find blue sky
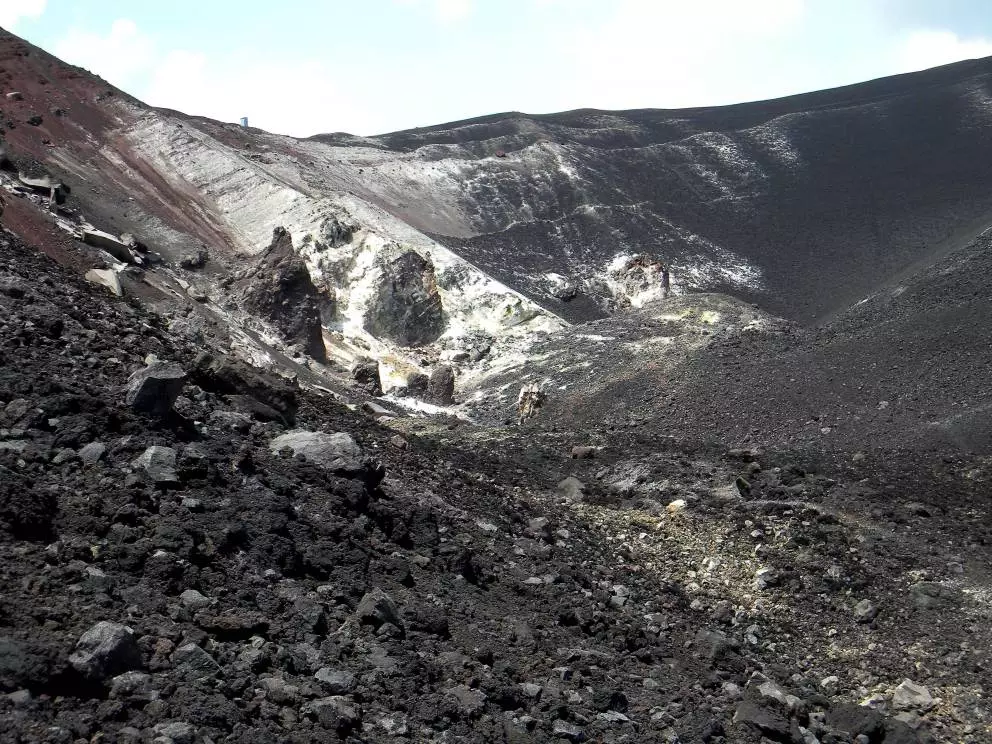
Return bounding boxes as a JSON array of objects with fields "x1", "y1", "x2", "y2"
[{"x1": 3, "y1": 1, "x2": 992, "y2": 137}]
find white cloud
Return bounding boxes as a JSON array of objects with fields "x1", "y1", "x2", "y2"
[
  {"x1": 53, "y1": 19, "x2": 156, "y2": 89},
  {"x1": 896, "y1": 29, "x2": 992, "y2": 74},
  {"x1": 144, "y1": 51, "x2": 375, "y2": 137},
  {"x1": 549, "y1": 0, "x2": 806, "y2": 110},
  {"x1": 0, "y1": 0, "x2": 47, "y2": 31},
  {"x1": 434, "y1": 0, "x2": 472, "y2": 24},
  {"x1": 52, "y1": 19, "x2": 374, "y2": 136},
  {"x1": 395, "y1": 0, "x2": 473, "y2": 25}
]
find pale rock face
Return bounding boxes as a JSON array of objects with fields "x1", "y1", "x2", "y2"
[{"x1": 122, "y1": 113, "x2": 565, "y2": 392}]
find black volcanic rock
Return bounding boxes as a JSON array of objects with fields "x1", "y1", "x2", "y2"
[
  {"x1": 426, "y1": 365, "x2": 455, "y2": 405},
  {"x1": 237, "y1": 227, "x2": 329, "y2": 361},
  {"x1": 364, "y1": 250, "x2": 445, "y2": 347}
]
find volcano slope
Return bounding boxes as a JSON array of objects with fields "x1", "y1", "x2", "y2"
[
  {"x1": 3, "y1": 222, "x2": 992, "y2": 743},
  {"x1": 3, "y1": 213, "x2": 992, "y2": 744},
  {"x1": 2, "y1": 25, "x2": 992, "y2": 744}
]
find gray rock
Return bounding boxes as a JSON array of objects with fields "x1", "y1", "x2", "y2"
[
  {"x1": 733, "y1": 699, "x2": 790, "y2": 737},
  {"x1": 520, "y1": 682, "x2": 543, "y2": 699},
  {"x1": 269, "y1": 430, "x2": 366, "y2": 475},
  {"x1": 179, "y1": 247, "x2": 208, "y2": 270},
  {"x1": 557, "y1": 476, "x2": 585, "y2": 502},
  {"x1": 363, "y1": 250, "x2": 445, "y2": 346},
  {"x1": 753, "y1": 567, "x2": 778, "y2": 590},
  {"x1": 892, "y1": 679, "x2": 933, "y2": 711},
  {"x1": 207, "y1": 410, "x2": 252, "y2": 432},
  {"x1": 853, "y1": 598, "x2": 878, "y2": 623},
  {"x1": 750, "y1": 673, "x2": 804, "y2": 713},
  {"x1": 355, "y1": 588, "x2": 401, "y2": 630},
  {"x1": 78, "y1": 442, "x2": 107, "y2": 465},
  {"x1": 126, "y1": 362, "x2": 186, "y2": 416},
  {"x1": 68, "y1": 622, "x2": 141, "y2": 680},
  {"x1": 133, "y1": 446, "x2": 179, "y2": 484},
  {"x1": 0, "y1": 440, "x2": 28, "y2": 455},
  {"x1": 259, "y1": 676, "x2": 300, "y2": 704},
  {"x1": 177, "y1": 446, "x2": 208, "y2": 480},
  {"x1": 350, "y1": 358, "x2": 382, "y2": 396},
  {"x1": 6, "y1": 689, "x2": 31, "y2": 707},
  {"x1": 552, "y1": 719, "x2": 584, "y2": 741},
  {"x1": 152, "y1": 722, "x2": 195, "y2": 744},
  {"x1": 109, "y1": 671, "x2": 158, "y2": 702},
  {"x1": 377, "y1": 713, "x2": 409, "y2": 736},
  {"x1": 171, "y1": 643, "x2": 220, "y2": 681},
  {"x1": 315, "y1": 667, "x2": 357, "y2": 695},
  {"x1": 426, "y1": 365, "x2": 455, "y2": 404},
  {"x1": 446, "y1": 684, "x2": 486, "y2": 717},
  {"x1": 52, "y1": 448, "x2": 77, "y2": 465},
  {"x1": 178, "y1": 589, "x2": 212, "y2": 612},
  {"x1": 910, "y1": 581, "x2": 961, "y2": 610},
  {"x1": 304, "y1": 696, "x2": 362, "y2": 733},
  {"x1": 84, "y1": 268, "x2": 123, "y2": 297}
]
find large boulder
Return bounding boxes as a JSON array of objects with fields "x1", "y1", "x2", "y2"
[
  {"x1": 84, "y1": 269, "x2": 123, "y2": 297},
  {"x1": 125, "y1": 361, "x2": 186, "y2": 417},
  {"x1": 426, "y1": 365, "x2": 455, "y2": 405},
  {"x1": 191, "y1": 352, "x2": 298, "y2": 425},
  {"x1": 270, "y1": 430, "x2": 380, "y2": 482},
  {"x1": 364, "y1": 250, "x2": 445, "y2": 347},
  {"x1": 68, "y1": 622, "x2": 141, "y2": 681},
  {"x1": 351, "y1": 358, "x2": 382, "y2": 396}
]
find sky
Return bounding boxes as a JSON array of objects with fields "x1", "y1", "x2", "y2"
[{"x1": 3, "y1": 0, "x2": 992, "y2": 138}]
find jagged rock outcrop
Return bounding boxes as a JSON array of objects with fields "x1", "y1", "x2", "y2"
[
  {"x1": 363, "y1": 250, "x2": 445, "y2": 347},
  {"x1": 235, "y1": 227, "x2": 330, "y2": 361}
]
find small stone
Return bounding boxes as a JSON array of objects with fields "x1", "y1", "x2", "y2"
[
  {"x1": 52, "y1": 448, "x2": 76, "y2": 465},
  {"x1": 178, "y1": 589, "x2": 212, "y2": 611},
  {"x1": 552, "y1": 719, "x2": 584, "y2": 741},
  {"x1": 133, "y1": 446, "x2": 179, "y2": 484},
  {"x1": 520, "y1": 682, "x2": 542, "y2": 699},
  {"x1": 570, "y1": 445, "x2": 597, "y2": 459},
  {"x1": 892, "y1": 679, "x2": 933, "y2": 711},
  {"x1": 305, "y1": 696, "x2": 362, "y2": 734},
  {"x1": 378, "y1": 713, "x2": 409, "y2": 735},
  {"x1": 446, "y1": 684, "x2": 486, "y2": 717},
  {"x1": 820, "y1": 675, "x2": 840, "y2": 694},
  {"x1": 171, "y1": 643, "x2": 220, "y2": 681},
  {"x1": 350, "y1": 359, "x2": 382, "y2": 396},
  {"x1": 259, "y1": 676, "x2": 300, "y2": 704},
  {"x1": 315, "y1": 667, "x2": 357, "y2": 695},
  {"x1": 909, "y1": 582, "x2": 960, "y2": 610},
  {"x1": 390, "y1": 434, "x2": 409, "y2": 450},
  {"x1": 355, "y1": 588, "x2": 401, "y2": 630},
  {"x1": 152, "y1": 722, "x2": 195, "y2": 744},
  {"x1": 78, "y1": 442, "x2": 107, "y2": 465},
  {"x1": 733, "y1": 699, "x2": 789, "y2": 737},
  {"x1": 853, "y1": 599, "x2": 878, "y2": 623},
  {"x1": 109, "y1": 671, "x2": 157, "y2": 701},
  {"x1": 125, "y1": 362, "x2": 186, "y2": 416},
  {"x1": 751, "y1": 673, "x2": 804, "y2": 712},
  {"x1": 753, "y1": 567, "x2": 777, "y2": 590},
  {"x1": 85, "y1": 268, "x2": 123, "y2": 296},
  {"x1": 6, "y1": 689, "x2": 31, "y2": 706},
  {"x1": 557, "y1": 476, "x2": 585, "y2": 502}
]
